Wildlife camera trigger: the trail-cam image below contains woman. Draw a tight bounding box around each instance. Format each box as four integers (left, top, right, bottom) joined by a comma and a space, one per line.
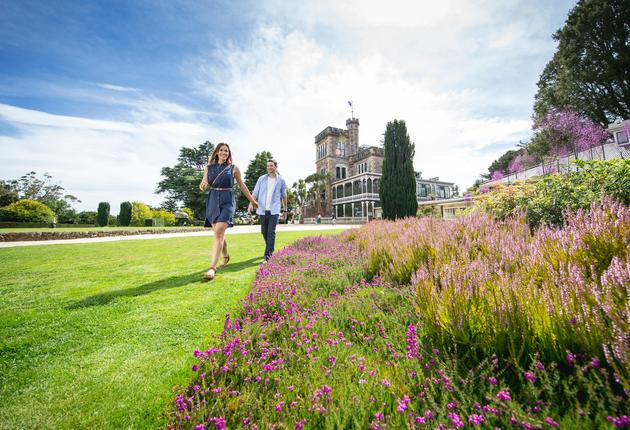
199, 143, 258, 280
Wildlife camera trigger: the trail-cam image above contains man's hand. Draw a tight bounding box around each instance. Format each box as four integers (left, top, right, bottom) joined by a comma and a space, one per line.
247, 203, 253, 213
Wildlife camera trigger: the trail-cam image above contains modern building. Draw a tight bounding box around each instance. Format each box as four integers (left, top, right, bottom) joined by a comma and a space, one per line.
304, 117, 458, 221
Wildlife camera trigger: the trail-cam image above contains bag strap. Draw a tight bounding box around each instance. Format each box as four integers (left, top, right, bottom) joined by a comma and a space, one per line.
210, 165, 233, 188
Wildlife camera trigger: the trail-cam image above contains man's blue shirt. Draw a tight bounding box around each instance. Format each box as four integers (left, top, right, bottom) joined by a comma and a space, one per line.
252, 174, 287, 215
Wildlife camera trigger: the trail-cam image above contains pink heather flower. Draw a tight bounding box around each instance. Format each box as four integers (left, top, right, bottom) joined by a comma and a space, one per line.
196, 424, 205, 430
607, 415, 630, 428
193, 349, 203, 358
275, 401, 284, 412
397, 395, 410, 413
381, 379, 390, 388
448, 412, 465, 428
469, 414, 484, 426
490, 170, 504, 181
191, 364, 199, 372
544, 417, 560, 428
406, 324, 419, 359
566, 351, 575, 367
488, 376, 497, 385
328, 355, 337, 365
415, 416, 426, 424
535, 361, 545, 372
480, 185, 490, 194
497, 390, 511, 401
294, 420, 306, 430
209, 416, 226, 430
591, 357, 601, 368
375, 412, 384, 421
447, 401, 457, 410
524, 371, 537, 382
424, 409, 434, 420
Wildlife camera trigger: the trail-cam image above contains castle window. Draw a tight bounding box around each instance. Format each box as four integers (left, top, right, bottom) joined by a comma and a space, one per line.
337, 141, 346, 157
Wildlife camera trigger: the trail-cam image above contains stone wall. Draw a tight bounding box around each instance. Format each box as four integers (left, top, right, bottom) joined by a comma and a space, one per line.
0, 227, 206, 242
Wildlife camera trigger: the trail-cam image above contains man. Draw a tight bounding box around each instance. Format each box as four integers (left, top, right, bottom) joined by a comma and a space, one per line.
249, 159, 288, 261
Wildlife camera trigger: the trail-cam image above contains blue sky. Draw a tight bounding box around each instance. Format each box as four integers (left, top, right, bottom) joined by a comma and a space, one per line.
0, 0, 576, 212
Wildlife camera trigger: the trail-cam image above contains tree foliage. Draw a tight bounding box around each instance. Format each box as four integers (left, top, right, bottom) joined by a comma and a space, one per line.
156, 141, 214, 219
97, 202, 110, 227
118, 201, 132, 226
235, 151, 274, 212
0, 199, 56, 223
380, 119, 417, 219
131, 201, 153, 227
533, 0, 630, 124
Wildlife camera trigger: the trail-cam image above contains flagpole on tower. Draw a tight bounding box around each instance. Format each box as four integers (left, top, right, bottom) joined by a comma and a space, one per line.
348, 100, 353, 119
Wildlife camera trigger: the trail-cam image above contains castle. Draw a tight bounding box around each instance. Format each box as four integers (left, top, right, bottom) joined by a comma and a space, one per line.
305, 117, 457, 221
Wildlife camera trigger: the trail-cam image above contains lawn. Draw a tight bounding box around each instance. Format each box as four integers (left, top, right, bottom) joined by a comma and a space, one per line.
0, 230, 341, 429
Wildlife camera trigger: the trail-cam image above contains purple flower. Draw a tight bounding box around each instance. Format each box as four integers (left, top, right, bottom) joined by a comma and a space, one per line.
535, 361, 545, 372
488, 376, 497, 385
469, 414, 484, 426
607, 415, 630, 428
566, 351, 575, 367
196, 424, 205, 430
375, 412, 384, 421
448, 412, 465, 429
591, 357, 601, 368
275, 401, 284, 411
191, 364, 199, 372
424, 409, 434, 420
497, 390, 511, 401
544, 417, 560, 428
524, 371, 537, 382
406, 324, 419, 359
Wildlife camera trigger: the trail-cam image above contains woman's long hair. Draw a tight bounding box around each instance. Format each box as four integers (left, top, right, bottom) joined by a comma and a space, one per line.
208, 142, 233, 165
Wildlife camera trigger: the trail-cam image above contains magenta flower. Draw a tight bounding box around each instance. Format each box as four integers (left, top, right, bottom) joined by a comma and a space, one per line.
275, 401, 284, 412
524, 371, 537, 382
591, 357, 601, 368
607, 415, 630, 428
469, 414, 484, 426
375, 412, 384, 421
195, 424, 205, 430
406, 324, 419, 359
544, 417, 560, 428
448, 412, 465, 428
488, 376, 497, 385
497, 390, 511, 401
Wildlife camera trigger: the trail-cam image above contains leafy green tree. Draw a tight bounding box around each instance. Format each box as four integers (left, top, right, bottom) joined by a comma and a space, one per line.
235, 151, 274, 211
484, 149, 523, 179
76, 211, 97, 225
380, 120, 417, 219
156, 141, 215, 219
533, 0, 630, 124
0, 172, 80, 218
97, 202, 110, 227
305, 172, 329, 216
0, 181, 19, 207
131, 202, 153, 227
118, 201, 132, 226
0, 200, 56, 223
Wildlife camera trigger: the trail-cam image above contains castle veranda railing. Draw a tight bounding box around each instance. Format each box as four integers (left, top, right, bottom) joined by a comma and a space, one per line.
485, 142, 629, 186
332, 193, 380, 205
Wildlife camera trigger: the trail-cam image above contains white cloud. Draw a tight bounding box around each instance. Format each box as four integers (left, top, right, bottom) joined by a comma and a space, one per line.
1, 0, 575, 213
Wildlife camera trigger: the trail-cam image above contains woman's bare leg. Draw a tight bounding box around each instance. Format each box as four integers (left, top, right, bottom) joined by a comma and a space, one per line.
205, 222, 228, 278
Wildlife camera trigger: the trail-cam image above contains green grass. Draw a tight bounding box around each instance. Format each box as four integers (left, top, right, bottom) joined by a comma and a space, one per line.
0, 230, 341, 429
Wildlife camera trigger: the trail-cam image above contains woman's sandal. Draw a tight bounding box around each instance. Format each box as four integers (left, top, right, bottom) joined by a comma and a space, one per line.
203, 268, 216, 280
220, 254, 230, 269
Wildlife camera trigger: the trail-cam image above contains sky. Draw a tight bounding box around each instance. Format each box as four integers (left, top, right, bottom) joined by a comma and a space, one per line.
0, 0, 577, 213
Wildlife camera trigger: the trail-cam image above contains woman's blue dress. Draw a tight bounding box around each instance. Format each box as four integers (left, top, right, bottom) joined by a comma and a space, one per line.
204, 163, 235, 228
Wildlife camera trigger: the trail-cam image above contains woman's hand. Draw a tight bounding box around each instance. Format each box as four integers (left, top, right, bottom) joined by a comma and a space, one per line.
250, 199, 259, 209
199, 179, 208, 191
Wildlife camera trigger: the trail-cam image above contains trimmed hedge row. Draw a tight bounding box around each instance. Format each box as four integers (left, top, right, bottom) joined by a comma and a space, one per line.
0, 227, 206, 242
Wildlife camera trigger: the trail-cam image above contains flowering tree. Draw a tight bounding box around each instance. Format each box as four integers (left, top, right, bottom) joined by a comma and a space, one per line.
534, 109, 609, 159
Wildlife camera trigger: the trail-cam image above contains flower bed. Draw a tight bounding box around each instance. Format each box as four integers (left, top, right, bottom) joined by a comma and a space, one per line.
0, 227, 206, 242
169, 199, 628, 429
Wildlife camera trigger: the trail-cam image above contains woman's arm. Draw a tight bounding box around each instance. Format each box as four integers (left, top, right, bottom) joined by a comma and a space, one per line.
233, 166, 258, 207
199, 165, 209, 191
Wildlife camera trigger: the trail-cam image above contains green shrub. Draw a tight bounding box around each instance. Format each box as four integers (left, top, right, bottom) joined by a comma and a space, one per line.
130, 202, 152, 227
76, 211, 97, 225
0, 199, 56, 223
151, 209, 176, 226
118, 201, 132, 226
476, 158, 630, 227
97, 202, 110, 227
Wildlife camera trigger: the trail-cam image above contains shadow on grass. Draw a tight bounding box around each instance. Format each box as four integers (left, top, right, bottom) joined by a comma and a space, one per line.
67, 257, 262, 309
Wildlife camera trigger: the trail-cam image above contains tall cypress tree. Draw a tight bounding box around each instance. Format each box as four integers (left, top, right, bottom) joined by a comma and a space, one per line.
118, 201, 132, 226
97, 202, 110, 227
379, 120, 417, 220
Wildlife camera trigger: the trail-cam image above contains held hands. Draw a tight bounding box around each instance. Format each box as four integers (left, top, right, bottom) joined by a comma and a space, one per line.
248, 199, 259, 212
199, 179, 208, 191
